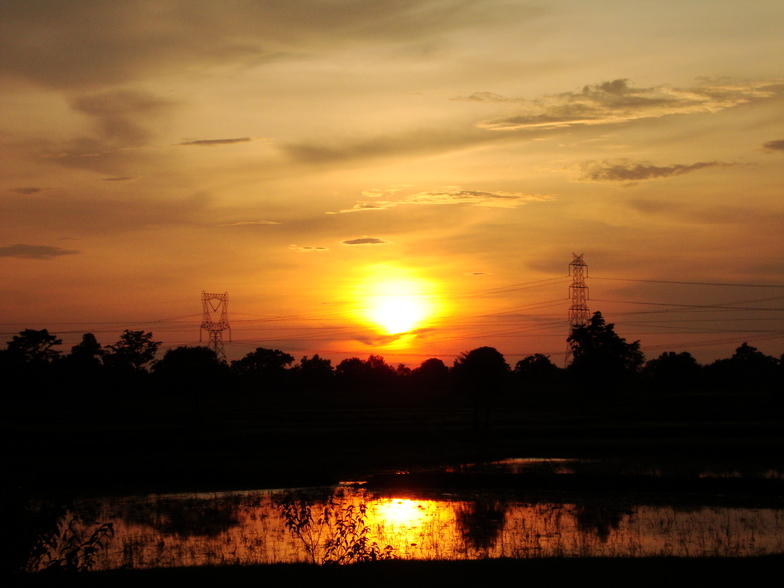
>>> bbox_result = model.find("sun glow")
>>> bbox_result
[357,267,439,337]
[371,499,430,528]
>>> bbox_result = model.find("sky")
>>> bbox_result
[2,0,783,367]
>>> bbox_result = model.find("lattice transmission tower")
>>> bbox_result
[565,253,589,366]
[200,291,231,362]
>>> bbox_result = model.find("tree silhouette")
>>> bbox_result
[452,346,510,427]
[643,351,701,392]
[103,330,161,373]
[704,342,779,391]
[567,311,644,391]
[411,357,450,391]
[231,347,294,392]
[1,329,63,397]
[5,329,62,365]
[514,353,561,390]
[335,355,397,392]
[153,346,230,392]
[60,333,106,396]
[294,354,334,392]
[69,333,103,366]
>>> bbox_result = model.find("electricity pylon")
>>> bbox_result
[565,253,589,366]
[200,291,231,362]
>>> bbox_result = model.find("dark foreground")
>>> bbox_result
[4,388,784,580]
[10,556,784,588]
[5,387,784,496]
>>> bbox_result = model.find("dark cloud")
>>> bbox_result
[281,128,487,165]
[355,327,434,346]
[341,237,389,246]
[763,139,784,151]
[0,244,80,259]
[470,79,777,131]
[178,137,252,146]
[102,176,134,182]
[0,1,541,90]
[628,200,784,229]
[3,191,213,236]
[33,89,176,174]
[289,245,329,252]
[10,187,44,195]
[575,159,729,183]
[72,89,175,145]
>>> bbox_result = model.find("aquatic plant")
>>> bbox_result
[279,494,395,565]
[25,515,114,573]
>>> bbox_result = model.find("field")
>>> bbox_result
[4,386,784,583]
[4,386,784,495]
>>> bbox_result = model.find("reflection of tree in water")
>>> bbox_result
[454,498,507,552]
[570,500,632,543]
[120,497,241,537]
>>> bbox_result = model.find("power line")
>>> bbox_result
[591,276,784,288]
[591,298,784,311]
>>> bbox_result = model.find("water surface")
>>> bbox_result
[38,459,784,570]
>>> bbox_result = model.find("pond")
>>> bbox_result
[29,459,784,570]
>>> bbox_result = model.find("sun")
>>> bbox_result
[357,267,437,336]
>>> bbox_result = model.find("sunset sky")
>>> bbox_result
[2,0,783,366]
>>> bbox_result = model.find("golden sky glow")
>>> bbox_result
[1,1,783,365]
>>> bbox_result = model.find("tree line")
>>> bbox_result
[1,311,781,399]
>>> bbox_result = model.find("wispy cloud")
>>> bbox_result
[9,187,44,195]
[178,137,252,146]
[355,327,434,347]
[102,176,134,182]
[0,2,533,90]
[467,79,777,131]
[341,237,390,246]
[0,244,80,260]
[219,220,281,227]
[330,188,553,213]
[72,89,175,145]
[574,159,730,183]
[290,244,329,252]
[763,139,784,152]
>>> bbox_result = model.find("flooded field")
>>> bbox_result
[28,459,784,571]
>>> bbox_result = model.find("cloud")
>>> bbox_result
[281,129,485,165]
[289,245,329,252]
[763,139,784,152]
[101,176,134,182]
[341,237,389,246]
[468,79,777,131]
[0,244,80,259]
[10,187,44,195]
[355,327,434,347]
[405,190,552,207]
[3,191,214,236]
[0,2,538,90]
[72,89,175,145]
[178,137,252,146]
[31,89,177,174]
[329,188,553,213]
[574,159,729,183]
[219,220,281,227]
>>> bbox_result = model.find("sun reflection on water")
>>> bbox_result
[49,486,784,571]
